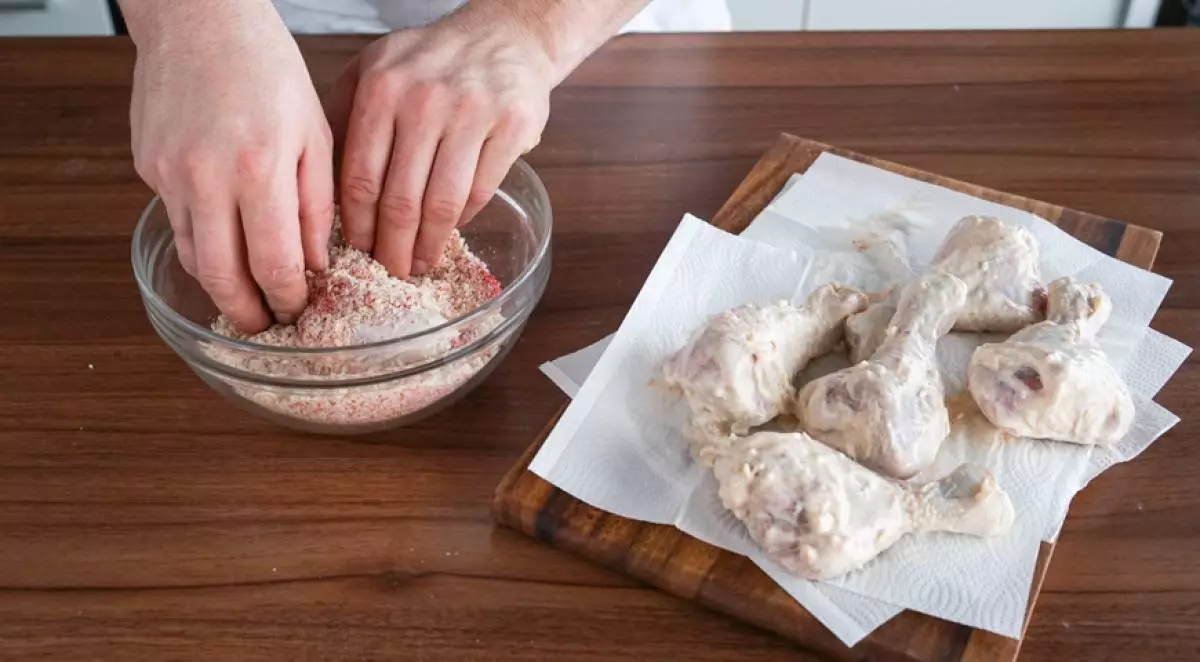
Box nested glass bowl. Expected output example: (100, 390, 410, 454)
(131, 160, 552, 435)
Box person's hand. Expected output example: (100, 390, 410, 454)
(328, 10, 554, 278)
(128, 1, 334, 333)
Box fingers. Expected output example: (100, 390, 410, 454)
(239, 160, 308, 324)
(338, 74, 396, 253)
(191, 195, 271, 334)
(457, 118, 535, 228)
(326, 54, 360, 182)
(298, 140, 335, 272)
(371, 116, 442, 279)
(408, 126, 487, 274)
(162, 196, 197, 277)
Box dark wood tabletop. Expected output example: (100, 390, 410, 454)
(0, 29, 1197, 661)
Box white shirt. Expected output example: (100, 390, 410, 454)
(273, 0, 732, 34)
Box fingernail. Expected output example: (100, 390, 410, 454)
(411, 259, 429, 275)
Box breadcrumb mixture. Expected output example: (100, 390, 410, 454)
(207, 228, 504, 429)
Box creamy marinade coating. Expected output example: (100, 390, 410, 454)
(660, 284, 869, 462)
(846, 215, 1047, 362)
(796, 270, 968, 479)
(713, 430, 1014, 580)
(968, 277, 1135, 445)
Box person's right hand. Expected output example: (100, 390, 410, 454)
(128, 1, 334, 333)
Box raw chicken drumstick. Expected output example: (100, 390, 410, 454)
(845, 226, 916, 365)
(661, 284, 869, 459)
(845, 289, 899, 365)
(933, 215, 1046, 333)
(713, 431, 1015, 580)
(845, 216, 1045, 362)
(796, 270, 968, 479)
(967, 277, 1135, 445)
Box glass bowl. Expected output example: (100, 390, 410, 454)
(131, 159, 552, 435)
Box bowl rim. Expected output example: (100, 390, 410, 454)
(130, 158, 552, 356)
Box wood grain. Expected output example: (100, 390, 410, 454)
(0, 30, 1198, 661)
(493, 133, 1160, 662)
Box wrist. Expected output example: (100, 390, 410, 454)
(119, 0, 276, 54)
(446, 2, 572, 84)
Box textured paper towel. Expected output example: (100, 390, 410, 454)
(531, 214, 901, 644)
(759, 155, 1190, 549)
(530, 214, 885, 522)
(531, 156, 1190, 642)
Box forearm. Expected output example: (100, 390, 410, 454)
(117, 0, 278, 50)
(451, 0, 651, 84)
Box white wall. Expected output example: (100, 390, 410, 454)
(728, 0, 1159, 31)
(728, 0, 807, 30)
(0, 0, 114, 36)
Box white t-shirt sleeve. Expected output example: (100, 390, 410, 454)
(273, 0, 732, 34)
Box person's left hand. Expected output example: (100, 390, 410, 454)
(329, 13, 555, 279)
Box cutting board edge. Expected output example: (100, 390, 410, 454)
(492, 132, 1162, 662)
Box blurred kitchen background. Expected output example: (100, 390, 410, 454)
(0, 0, 1195, 36)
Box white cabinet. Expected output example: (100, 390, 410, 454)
(805, 0, 1130, 30)
(0, 0, 114, 36)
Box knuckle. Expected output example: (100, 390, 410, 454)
(424, 196, 464, 225)
(254, 261, 305, 291)
(497, 103, 531, 129)
(377, 193, 422, 224)
(404, 80, 447, 118)
(498, 103, 546, 143)
(235, 148, 276, 183)
(342, 174, 382, 204)
(150, 154, 174, 185)
(454, 87, 491, 118)
(466, 186, 495, 213)
(359, 70, 399, 103)
(195, 269, 244, 301)
(301, 197, 335, 223)
(179, 150, 221, 188)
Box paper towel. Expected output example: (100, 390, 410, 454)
(531, 215, 903, 644)
(531, 156, 1190, 642)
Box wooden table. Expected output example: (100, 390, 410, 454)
(0, 30, 1197, 661)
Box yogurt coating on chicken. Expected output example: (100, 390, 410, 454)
(796, 270, 968, 479)
(661, 284, 868, 460)
(933, 215, 1046, 333)
(713, 430, 1015, 580)
(968, 277, 1134, 445)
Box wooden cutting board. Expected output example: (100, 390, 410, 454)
(491, 134, 1162, 662)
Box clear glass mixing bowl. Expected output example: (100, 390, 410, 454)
(131, 159, 552, 435)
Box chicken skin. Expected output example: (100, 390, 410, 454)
(661, 284, 868, 460)
(846, 216, 1045, 362)
(713, 430, 1015, 580)
(933, 215, 1046, 333)
(796, 270, 968, 478)
(967, 277, 1134, 445)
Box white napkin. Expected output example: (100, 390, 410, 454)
(531, 156, 1191, 643)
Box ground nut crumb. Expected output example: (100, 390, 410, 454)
(207, 227, 504, 428)
(213, 230, 500, 348)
